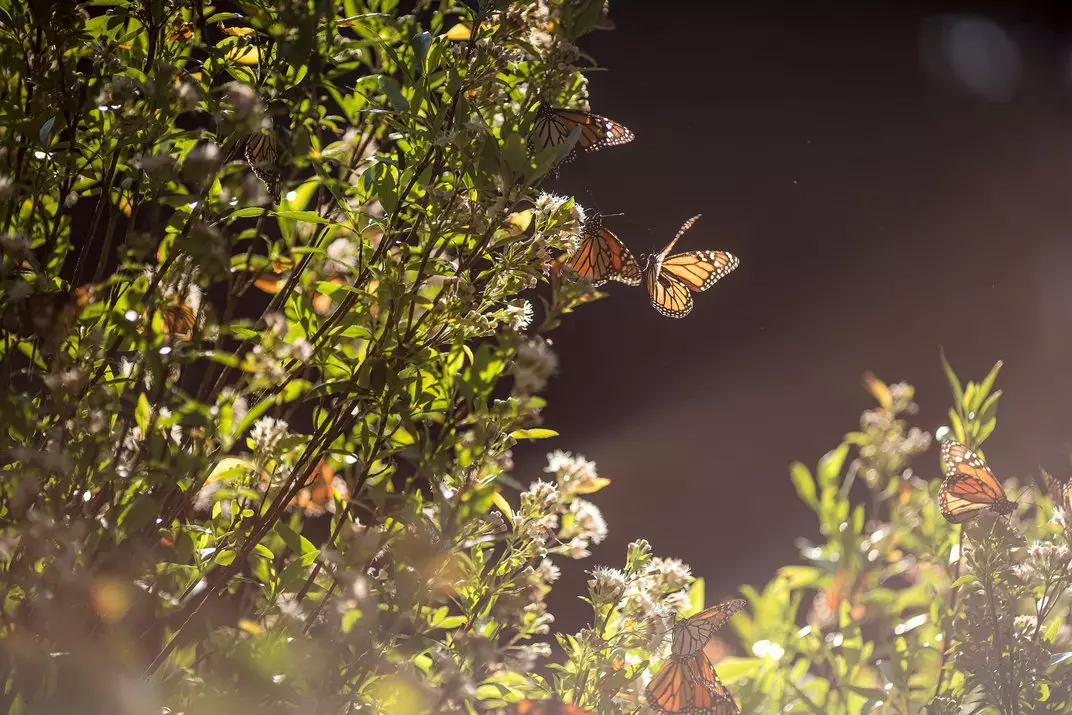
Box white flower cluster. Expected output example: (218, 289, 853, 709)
(512, 336, 557, 396)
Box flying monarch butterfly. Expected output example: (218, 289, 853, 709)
(565, 213, 641, 287)
(245, 131, 281, 197)
(513, 698, 592, 715)
(938, 439, 1016, 523)
(646, 598, 745, 714)
(528, 103, 634, 164)
(642, 215, 739, 318)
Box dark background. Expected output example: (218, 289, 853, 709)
(518, 0, 1072, 632)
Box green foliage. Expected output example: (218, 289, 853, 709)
(726, 363, 1072, 714)
(1, 0, 711, 713)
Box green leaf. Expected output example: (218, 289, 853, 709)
(135, 393, 151, 434)
(790, 461, 819, 510)
(950, 574, 978, 589)
(509, 428, 559, 440)
(683, 577, 705, 617)
(214, 549, 236, 566)
(972, 360, 1003, 412)
(939, 347, 965, 412)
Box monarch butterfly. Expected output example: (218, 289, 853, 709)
(514, 698, 591, 715)
(646, 598, 745, 714)
(646, 652, 739, 715)
(938, 439, 1016, 523)
(528, 104, 634, 164)
(566, 213, 641, 287)
(244, 132, 281, 197)
(160, 302, 196, 339)
(642, 215, 739, 318)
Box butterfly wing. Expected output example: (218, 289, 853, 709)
(689, 598, 747, 629)
(686, 653, 741, 715)
(568, 218, 641, 286)
(529, 105, 633, 162)
(938, 440, 1012, 523)
(660, 250, 739, 293)
(647, 654, 738, 715)
(245, 132, 281, 196)
(646, 265, 694, 318)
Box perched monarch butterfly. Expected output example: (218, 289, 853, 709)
(566, 213, 641, 287)
(642, 215, 739, 318)
(646, 652, 739, 715)
(938, 439, 1016, 523)
(513, 698, 591, 715)
(646, 598, 745, 714)
(160, 302, 196, 339)
(245, 132, 282, 197)
(528, 104, 633, 164)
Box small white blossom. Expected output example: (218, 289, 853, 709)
(250, 416, 289, 456)
(512, 336, 557, 396)
(588, 566, 626, 605)
(562, 498, 608, 546)
(325, 237, 359, 275)
(545, 450, 600, 494)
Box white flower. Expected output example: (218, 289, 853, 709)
(250, 416, 289, 456)
(325, 237, 359, 275)
(646, 557, 692, 594)
(504, 300, 534, 331)
(561, 498, 607, 546)
(513, 336, 557, 396)
(535, 558, 560, 585)
(545, 450, 600, 494)
(588, 566, 626, 605)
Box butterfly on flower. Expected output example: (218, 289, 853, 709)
(528, 103, 634, 164)
(938, 439, 1016, 523)
(641, 215, 739, 318)
(565, 212, 641, 287)
(512, 698, 591, 715)
(645, 598, 746, 715)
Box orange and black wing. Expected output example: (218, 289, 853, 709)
(660, 250, 739, 294)
(529, 104, 633, 162)
(938, 439, 1014, 523)
(514, 699, 591, 715)
(646, 654, 739, 715)
(161, 302, 196, 339)
(645, 263, 693, 318)
(689, 598, 747, 629)
(567, 215, 641, 286)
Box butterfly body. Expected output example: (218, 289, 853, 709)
(646, 599, 746, 714)
(938, 439, 1016, 523)
(566, 213, 641, 286)
(528, 104, 633, 164)
(642, 215, 739, 318)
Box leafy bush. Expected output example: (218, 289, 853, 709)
(724, 361, 1072, 714)
(0, 0, 711, 712)
(3, 0, 1071, 714)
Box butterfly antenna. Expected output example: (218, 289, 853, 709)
(658, 213, 702, 257)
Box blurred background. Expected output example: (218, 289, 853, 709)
(519, 0, 1072, 631)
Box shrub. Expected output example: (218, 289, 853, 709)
(724, 361, 1072, 714)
